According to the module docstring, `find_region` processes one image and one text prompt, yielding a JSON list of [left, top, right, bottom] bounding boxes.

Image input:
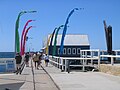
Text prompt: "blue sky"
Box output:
[[0, 0, 120, 52]]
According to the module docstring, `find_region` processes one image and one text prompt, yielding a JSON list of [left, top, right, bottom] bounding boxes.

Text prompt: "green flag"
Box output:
[[15, 15, 20, 53], [52, 25, 64, 56]]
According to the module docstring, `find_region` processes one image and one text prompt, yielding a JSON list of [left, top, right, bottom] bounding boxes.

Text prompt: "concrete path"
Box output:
[[43, 62, 120, 90], [0, 60, 120, 90], [20, 65, 59, 90], [0, 60, 59, 90]]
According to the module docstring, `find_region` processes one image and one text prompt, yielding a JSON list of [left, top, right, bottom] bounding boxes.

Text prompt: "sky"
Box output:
[[0, 0, 120, 52]]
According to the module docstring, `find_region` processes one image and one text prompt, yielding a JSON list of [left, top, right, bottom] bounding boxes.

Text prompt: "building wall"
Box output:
[[49, 45, 90, 57]]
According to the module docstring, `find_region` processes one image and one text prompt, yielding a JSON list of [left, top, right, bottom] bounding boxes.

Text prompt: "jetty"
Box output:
[[0, 53, 120, 90]]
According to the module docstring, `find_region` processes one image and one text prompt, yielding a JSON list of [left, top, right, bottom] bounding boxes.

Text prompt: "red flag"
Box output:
[[20, 20, 33, 55], [22, 26, 33, 55]]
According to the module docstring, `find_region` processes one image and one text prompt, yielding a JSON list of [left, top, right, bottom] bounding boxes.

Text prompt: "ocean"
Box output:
[[0, 52, 15, 58]]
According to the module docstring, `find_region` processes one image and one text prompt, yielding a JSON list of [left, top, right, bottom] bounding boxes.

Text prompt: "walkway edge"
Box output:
[[41, 65, 61, 90]]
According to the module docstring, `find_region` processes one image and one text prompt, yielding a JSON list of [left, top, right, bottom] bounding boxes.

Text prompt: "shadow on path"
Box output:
[[0, 82, 24, 90]]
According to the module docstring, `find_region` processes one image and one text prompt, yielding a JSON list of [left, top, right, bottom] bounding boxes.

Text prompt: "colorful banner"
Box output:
[[15, 11, 36, 54], [50, 28, 57, 47], [46, 35, 52, 54], [20, 20, 33, 55], [15, 13, 21, 53], [49, 28, 57, 55], [52, 25, 64, 56], [60, 8, 78, 56], [22, 26, 33, 55]]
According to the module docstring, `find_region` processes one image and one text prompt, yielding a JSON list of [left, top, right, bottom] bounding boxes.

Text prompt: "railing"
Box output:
[[80, 49, 100, 71], [100, 55, 120, 65], [49, 49, 100, 72], [0, 58, 16, 73], [49, 49, 120, 72]]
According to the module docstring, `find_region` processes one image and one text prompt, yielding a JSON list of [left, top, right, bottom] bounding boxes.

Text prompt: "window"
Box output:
[[67, 48, 71, 54], [77, 48, 81, 54], [72, 48, 76, 54], [63, 48, 66, 54]]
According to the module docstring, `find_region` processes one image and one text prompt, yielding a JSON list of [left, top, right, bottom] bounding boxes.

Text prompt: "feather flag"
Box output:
[[16, 28, 20, 53], [46, 35, 52, 54], [15, 14, 21, 53], [15, 11, 36, 54], [49, 28, 57, 55], [22, 26, 33, 55], [15, 11, 28, 53], [52, 25, 64, 56], [20, 20, 33, 55], [50, 28, 57, 47], [60, 8, 79, 56]]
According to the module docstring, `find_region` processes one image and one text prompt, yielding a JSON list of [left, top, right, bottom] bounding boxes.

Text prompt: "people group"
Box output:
[[32, 52, 49, 69], [15, 51, 50, 73], [32, 52, 42, 69]]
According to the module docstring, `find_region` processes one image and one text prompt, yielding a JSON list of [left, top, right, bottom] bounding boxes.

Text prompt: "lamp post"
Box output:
[[15, 11, 36, 55]]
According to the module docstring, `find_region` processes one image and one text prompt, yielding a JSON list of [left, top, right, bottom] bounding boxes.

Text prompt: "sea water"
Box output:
[[0, 52, 15, 58]]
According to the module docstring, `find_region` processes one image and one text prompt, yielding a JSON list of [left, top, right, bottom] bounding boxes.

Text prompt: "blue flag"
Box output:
[[60, 8, 79, 56]]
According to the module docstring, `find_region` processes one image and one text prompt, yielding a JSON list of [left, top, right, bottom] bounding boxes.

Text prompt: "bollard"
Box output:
[[66, 60, 70, 73]]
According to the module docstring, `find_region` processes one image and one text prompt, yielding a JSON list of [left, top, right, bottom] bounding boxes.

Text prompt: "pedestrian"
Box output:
[[15, 52, 22, 74], [33, 52, 39, 69], [24, 52, 29, 67], [38, 53, 42, 66], [44, 54, 49, 67]]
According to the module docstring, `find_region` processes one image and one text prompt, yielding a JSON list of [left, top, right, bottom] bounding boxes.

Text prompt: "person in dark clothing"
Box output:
[[15, 52, 22, 74], [25, 52, 29, 67]]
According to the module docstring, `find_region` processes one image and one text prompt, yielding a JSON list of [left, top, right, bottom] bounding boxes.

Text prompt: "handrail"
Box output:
[[49, 49, 100, 72], [49, 49, 120, 72], [100, 55, 120, 65]]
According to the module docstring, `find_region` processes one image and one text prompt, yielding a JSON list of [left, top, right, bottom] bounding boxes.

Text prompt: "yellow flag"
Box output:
[[46, 34, 52, 54]]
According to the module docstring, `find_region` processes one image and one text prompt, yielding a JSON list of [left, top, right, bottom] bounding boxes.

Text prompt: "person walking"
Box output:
[[38, 53, 42, 66], [15, 52, 22, 74], [33, 52, 39, 69], [24, 52, 29, 67], [44, 54, 49, 67]]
